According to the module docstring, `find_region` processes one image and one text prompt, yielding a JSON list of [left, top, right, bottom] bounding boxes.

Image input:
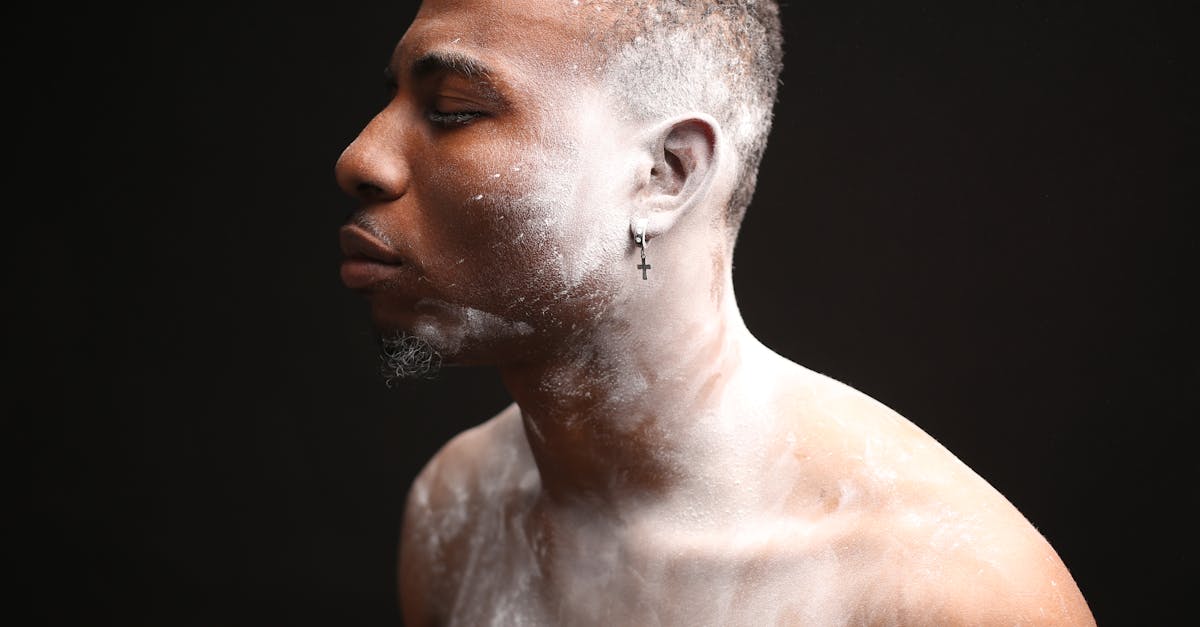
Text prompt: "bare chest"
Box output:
[[437, 510, 889, 627]]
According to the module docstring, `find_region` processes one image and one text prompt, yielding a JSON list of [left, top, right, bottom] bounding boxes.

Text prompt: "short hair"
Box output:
[[590, 1, 784, 236]]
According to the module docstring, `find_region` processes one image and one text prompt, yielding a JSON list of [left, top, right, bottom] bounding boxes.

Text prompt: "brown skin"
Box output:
[[335, 0, 1096, 624]]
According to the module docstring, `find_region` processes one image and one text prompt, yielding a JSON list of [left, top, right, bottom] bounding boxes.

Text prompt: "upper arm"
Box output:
[[399, 463, 441, 627], [396, 406, 529, 626], [900, 543, 1096, 626], [397, 432, 475, 627], [396, 409, 520, 626], [918, 579, 1095, 626]]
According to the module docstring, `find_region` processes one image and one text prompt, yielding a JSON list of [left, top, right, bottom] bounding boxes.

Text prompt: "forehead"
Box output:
[[401, 0, 608, 78]]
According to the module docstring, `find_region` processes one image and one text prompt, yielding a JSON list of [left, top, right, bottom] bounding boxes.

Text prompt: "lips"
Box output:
[[340, 223, 406, 264], [339, 223, 408, 289]]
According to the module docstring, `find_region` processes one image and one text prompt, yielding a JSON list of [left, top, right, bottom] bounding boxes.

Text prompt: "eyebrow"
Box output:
[[403, 50, 508, 105], [413, 50, 494, 81]]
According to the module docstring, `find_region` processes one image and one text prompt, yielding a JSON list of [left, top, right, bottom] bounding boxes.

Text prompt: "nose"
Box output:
[[334, 109, 410, 203]]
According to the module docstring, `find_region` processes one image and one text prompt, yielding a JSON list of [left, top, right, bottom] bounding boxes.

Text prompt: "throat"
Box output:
[[499, 311, 772, 514]]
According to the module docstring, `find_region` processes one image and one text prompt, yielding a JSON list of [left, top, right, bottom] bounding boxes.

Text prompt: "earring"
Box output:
[[634, 218, 651, 280]]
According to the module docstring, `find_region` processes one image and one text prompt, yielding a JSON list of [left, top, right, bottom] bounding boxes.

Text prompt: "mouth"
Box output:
[[339, 223, 408, 290]]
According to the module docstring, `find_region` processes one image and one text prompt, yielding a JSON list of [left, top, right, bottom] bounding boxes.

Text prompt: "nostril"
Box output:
[[356, 182, 386, 200]]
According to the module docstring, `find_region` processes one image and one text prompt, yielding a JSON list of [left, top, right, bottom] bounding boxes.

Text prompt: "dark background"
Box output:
[[18, 1, 1194, 625]]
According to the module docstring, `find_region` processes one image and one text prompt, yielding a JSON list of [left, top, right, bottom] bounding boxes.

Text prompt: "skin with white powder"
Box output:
[[334, 0, 1095, 625]]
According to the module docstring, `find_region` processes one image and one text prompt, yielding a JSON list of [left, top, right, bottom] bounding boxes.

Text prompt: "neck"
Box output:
[[498, 261, 781, 519]]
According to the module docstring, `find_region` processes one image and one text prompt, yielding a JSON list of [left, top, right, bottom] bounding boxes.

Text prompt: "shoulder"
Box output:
[[407, 402, 534, 514], [398, 403, 536, 626], [771, 364, 1094, 623], [849, 494, 1094, 625]]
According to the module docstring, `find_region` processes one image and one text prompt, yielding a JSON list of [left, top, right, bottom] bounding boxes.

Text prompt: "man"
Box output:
[[335, 0, 1095, 624]]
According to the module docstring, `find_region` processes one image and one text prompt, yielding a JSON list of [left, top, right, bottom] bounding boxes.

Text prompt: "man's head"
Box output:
[[335, 0, 783, 378]]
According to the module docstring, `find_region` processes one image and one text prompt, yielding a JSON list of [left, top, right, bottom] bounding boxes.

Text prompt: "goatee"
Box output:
[[378, 331, 443, 385]]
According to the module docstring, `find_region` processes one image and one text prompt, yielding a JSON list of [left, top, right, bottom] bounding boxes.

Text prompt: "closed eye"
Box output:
[[427, 109, 485, 127], [426, 94, 489, 128]]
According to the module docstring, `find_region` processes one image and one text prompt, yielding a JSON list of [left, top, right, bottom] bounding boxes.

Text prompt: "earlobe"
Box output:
[[637, 114, 720, 238]]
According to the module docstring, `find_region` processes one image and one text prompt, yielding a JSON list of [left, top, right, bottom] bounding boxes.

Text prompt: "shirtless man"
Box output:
[[334, 0, 1095, 624]]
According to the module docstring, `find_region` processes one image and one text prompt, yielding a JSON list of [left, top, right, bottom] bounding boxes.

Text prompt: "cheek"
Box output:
[[418, 144, 558, 269], [404, 142, 533, 271], [417, 139, 627, 327]]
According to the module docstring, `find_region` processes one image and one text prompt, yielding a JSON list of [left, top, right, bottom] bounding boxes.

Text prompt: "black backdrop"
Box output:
[[18, 2, 1194, 625]]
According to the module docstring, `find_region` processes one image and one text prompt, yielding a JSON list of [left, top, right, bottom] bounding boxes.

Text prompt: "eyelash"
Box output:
[[426, 109, 484, 127], [380, 78, 485, 128]]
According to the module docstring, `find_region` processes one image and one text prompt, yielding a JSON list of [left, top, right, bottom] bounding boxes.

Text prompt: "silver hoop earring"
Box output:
[[634, 219, 651, 280]]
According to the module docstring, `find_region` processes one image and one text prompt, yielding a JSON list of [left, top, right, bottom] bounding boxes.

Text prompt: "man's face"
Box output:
[[336, 0, 636, 367]]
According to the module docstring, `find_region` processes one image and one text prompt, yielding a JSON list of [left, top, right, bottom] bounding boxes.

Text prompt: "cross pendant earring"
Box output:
[[634, 219, 651, 280], [638, 248, 651, 280]]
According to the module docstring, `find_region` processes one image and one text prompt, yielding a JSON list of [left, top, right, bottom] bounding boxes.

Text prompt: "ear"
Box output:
[[632, 114, 721, 241]]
